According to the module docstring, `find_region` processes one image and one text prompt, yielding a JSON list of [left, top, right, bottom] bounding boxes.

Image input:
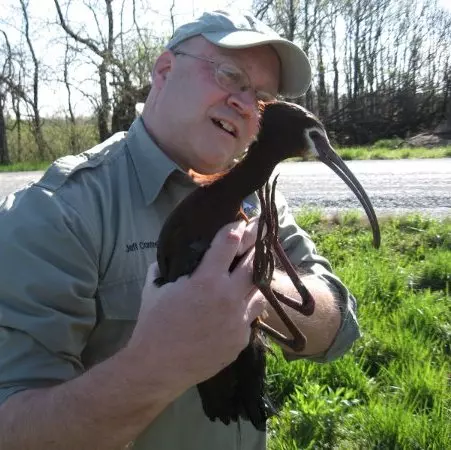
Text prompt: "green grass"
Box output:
[[337, 146, 450, 161], [267, 211, 450, 449], [0, 161, 51, 172], [290, 146, 450, 162]]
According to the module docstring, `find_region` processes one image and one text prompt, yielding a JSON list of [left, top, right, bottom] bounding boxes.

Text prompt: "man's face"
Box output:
[[149, 37, 280, 174]]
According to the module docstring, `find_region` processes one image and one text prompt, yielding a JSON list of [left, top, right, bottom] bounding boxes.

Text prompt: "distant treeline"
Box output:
[[1, 0, 450, 164], [253, 0, 451, 145]]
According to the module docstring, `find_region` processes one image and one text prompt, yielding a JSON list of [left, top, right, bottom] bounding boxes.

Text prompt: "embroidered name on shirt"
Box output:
[[242, 200, 259, 218], [126, 240, 158, 253]]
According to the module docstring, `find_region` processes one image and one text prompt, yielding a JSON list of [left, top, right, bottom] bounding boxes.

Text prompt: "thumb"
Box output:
[[245, 290, 266, 326]]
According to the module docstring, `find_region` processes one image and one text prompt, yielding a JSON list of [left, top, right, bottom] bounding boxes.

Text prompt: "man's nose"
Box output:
[[227, 89, 258, 117]]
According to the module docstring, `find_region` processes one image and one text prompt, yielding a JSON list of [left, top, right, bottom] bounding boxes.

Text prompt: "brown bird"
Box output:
[[155, 100, 380, 431]]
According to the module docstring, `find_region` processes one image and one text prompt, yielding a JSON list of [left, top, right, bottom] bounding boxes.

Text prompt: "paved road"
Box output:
[[1, 158, 450, 217], [277, 158, 451, 218]]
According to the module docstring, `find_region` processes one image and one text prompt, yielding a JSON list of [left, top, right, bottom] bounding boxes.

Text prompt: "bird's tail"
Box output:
[[235, 328, 274, 431], [197, 329, 274, 431], [197, 359, 239, 426]]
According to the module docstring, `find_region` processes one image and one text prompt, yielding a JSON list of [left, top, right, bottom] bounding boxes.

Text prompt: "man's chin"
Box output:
[[190, 164, 227, 176], [191, 152, 238, 175]]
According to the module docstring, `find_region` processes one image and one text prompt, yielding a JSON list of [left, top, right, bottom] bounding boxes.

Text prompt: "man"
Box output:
[[0, 10, 359, 450]]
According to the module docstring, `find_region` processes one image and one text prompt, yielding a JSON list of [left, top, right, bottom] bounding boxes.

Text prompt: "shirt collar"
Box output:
[[125, 117, 194, 205]]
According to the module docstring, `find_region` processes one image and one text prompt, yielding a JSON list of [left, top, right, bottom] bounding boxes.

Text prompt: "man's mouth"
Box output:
[[212, 118, 237, 138]]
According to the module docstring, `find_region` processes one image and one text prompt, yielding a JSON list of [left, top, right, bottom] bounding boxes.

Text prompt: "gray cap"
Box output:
[[166, 10, 312, 98]]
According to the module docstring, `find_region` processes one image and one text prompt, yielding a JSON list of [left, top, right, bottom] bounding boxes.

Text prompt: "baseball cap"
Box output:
[[166, 10, 312, 98]]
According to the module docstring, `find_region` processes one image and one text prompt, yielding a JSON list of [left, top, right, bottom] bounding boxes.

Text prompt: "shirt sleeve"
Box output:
[[247, 189, 361, 363], [0, 184, 99, 406]]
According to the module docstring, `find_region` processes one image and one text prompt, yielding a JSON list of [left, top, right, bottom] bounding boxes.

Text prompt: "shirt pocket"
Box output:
[[81, 278, 145, 368]]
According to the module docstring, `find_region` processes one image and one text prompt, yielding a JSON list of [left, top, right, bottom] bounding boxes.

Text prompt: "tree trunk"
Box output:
[[98, 61, 110, 141], [0, 98, 10, 165]]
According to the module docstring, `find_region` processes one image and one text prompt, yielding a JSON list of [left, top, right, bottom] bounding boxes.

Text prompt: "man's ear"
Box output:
[[152, 51, 175, 89]]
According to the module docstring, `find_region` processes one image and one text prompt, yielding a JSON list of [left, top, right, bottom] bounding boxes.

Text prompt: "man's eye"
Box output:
[[218, 64, 245, 85], [223, 70, 242, 84]]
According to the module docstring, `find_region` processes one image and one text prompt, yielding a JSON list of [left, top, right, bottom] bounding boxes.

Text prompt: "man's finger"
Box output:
[[236, 217, 258, 256], [237, 216, 267, 257], [245, 290, 266, 325]]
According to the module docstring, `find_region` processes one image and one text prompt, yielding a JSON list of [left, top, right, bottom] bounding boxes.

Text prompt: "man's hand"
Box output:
[[127, 219, 266, 391]]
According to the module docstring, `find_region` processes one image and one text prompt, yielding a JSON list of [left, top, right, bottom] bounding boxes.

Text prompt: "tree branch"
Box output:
[[53, 0, 102, 56]]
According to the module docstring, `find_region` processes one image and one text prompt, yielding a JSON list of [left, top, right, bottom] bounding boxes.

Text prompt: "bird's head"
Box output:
[[256, 101, 328, 157], [256, 101, 381, 248]]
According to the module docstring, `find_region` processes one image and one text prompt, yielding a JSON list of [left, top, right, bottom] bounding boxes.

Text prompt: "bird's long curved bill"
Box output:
[[311, 134, 381, 248]]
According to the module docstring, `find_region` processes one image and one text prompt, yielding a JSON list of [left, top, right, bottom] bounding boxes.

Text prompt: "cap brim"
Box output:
[[202, 30, 311, 98]]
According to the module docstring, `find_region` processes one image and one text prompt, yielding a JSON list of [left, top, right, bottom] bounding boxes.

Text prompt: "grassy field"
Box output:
[[267, 211, 450, 449]]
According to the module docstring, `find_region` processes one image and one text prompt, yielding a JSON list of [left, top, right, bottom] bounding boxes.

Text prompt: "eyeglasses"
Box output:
[[173, 50, 276, 104]]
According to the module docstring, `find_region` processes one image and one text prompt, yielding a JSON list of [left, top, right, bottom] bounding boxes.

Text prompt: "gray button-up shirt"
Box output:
[[0, 117, 360, 449]]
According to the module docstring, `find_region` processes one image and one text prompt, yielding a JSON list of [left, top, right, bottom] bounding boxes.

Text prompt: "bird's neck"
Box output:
[[209, 142, 279, 202]]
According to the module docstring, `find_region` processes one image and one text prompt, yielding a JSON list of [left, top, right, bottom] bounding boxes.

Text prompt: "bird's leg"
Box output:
[[253, 180, 305, 350], [264, 177, 315, 316], [271, 240, 315, 316], [255, 285, 307, 352], [252, 178, 313, 352]]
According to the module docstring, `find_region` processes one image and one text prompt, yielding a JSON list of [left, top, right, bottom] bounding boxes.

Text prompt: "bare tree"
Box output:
[[169, 0, 177, 38], [326, 2, 340, 118], [252, 0, 451, 144], [54, 0, 166, 137], [0, 27, 34, 163], [110, 0, 164, 132], [253, 0, 314, 108], [0, 30, 12, 164], [54, 0, 115, 141], [62, 34, 80, 153], [19, 0, 46, 159]]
